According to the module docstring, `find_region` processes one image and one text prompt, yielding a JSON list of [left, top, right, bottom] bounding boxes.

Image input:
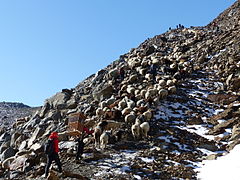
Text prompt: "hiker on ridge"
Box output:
[[45, 132, 62, 177]]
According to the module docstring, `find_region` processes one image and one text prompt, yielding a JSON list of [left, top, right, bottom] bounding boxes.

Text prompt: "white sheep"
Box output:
[[127, 87, 135, 94], [158, 79, 167, 87], [136, 99, 145, 107], [125, 113, 136, 124], [100, 132, 109, 149], [159, 89, 168, 99], [145, 73, 153, 81], [139, 68, 147, 75], [118, 99, 127, 110], [168, 86, 177, 94], [140, 89, 147, 98], [134, 89, 140, 96], [122, 107, 132, 116], [140, 122, 150, 139], [131, 119, 141, 140], [127, 99, 135, 109], [143, 110, 152, 121], [166, 79, 174, 86]]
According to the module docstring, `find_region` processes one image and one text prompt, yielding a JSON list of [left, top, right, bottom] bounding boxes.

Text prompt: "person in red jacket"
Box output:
[[45, 132, 62, 177], [75, 127, 94, 161]]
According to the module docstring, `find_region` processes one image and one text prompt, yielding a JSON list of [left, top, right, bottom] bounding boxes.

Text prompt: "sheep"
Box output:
[[159, 89, 168, 99], [93, 121, 108, 148], [118, 99, 127, 109], [13, 121, 25, 128], [131, 119, 141, 140], [140, 122, 150, 139], [145, 91, 151, 99], [166, 79, 174, 86], [96, 108, 104, 117], [136, 99, 145, 107], [143, 110, 152, 121], [145, 73, 153, 81], [127, 86, 135, 94], [141, 59, 149, 67], [159, 79, 166, 87], [127, 99, 135, 109], [100, 132, 109, 149], [128, 75, 138, 83], [93, 126, 102, 148], [125, 113, 136, 124], [122, 107, 132, 116], [140, 89, 147, 98], [113, 129, 125, 142], [138, 68, 147, 75], [168, 86, 177, 94], [106, 96, 116, 106]]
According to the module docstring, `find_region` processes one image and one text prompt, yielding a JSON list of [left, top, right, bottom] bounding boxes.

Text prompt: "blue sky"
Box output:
[[0, 0, 236, 107]]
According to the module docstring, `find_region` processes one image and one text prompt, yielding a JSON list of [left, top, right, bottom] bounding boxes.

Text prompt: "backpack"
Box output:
[[44, 139, 54, 155]]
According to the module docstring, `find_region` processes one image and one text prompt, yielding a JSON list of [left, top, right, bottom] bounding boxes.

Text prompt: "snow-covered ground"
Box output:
[[197, 144, 240, 180]]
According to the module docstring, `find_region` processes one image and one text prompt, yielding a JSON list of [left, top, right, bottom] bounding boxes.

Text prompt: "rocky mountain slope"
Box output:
[[0, 102, 38, 130], [0, 1, 240, 179]]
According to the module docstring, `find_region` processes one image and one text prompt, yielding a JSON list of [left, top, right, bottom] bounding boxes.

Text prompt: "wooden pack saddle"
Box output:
[[68, 112, 86, 132]]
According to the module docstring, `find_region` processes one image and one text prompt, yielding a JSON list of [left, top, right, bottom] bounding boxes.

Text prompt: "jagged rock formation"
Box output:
[[0, 1, 240, 179]]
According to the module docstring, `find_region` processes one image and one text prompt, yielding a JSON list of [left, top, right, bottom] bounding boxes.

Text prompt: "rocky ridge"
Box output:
[[1, 1, 240, 179], [0, 102, 38, 130]]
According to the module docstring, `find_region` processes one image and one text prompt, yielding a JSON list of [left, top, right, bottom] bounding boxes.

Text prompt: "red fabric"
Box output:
[[49, 132, 59, 153], [83, 127, 94, 135]]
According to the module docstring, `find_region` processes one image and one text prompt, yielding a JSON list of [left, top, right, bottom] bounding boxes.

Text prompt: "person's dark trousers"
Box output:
[[45, 153, 62, 177], [76, 140, 85, 160]]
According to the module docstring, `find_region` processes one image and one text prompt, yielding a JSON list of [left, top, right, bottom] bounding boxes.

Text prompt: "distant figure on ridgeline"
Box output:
[[119, 66, 125, 81]]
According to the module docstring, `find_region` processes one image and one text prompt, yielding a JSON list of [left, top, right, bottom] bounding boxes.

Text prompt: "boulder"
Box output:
[[207, 94, 239, 105], [1, 147, 16, 162], [0, 132, 11, 142], [108, 69, 119, 79], [9, 155, 28, 171], [10, 131, 21, 148], [28, 127, 45, 148], [93, 85, 114, 101], [46, 92, 71, 110], [208, 118, 237, 135]]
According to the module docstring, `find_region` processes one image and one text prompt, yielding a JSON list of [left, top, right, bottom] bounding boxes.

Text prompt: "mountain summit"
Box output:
[[1, 1, 240, 179]]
